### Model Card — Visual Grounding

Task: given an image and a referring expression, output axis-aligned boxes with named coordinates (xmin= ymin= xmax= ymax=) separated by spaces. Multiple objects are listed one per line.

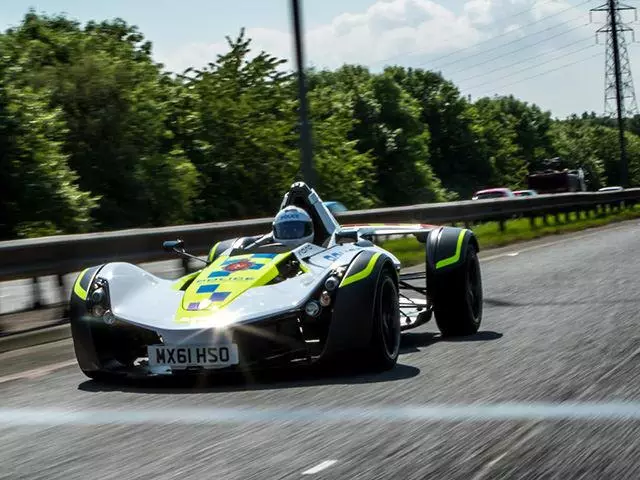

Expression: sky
xmin=1 ymin=0 xmax=638 ymax=118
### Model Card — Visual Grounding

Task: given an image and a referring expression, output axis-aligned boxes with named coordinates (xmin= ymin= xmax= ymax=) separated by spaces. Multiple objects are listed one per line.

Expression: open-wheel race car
xmin=69 ymin=182 xmax=483 ymax=381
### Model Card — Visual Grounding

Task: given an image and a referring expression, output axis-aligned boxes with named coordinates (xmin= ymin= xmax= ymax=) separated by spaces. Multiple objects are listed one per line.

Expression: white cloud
xmin=530 ymin=0 xmax=572 ymax=21
xmin=157 ymin=0 xmax=489 ymax=72
xmin=154 ymin=0 xmax=617 ymax=117
xmin=464 ymin=0 xmax=495 ymax=26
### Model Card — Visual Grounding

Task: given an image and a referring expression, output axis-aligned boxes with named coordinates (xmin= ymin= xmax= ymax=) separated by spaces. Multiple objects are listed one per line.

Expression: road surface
xmin=2 ymin=220 xmax=640 ymax=479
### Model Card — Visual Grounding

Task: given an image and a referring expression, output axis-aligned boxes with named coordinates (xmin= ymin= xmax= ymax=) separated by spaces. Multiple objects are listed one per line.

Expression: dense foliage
xmin=1 ymin=11 xmax=638 ymax=239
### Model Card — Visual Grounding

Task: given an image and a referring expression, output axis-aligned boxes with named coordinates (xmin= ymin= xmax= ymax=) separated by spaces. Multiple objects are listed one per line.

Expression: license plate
xmin=147 ymin=344 xmax=239 ymax=368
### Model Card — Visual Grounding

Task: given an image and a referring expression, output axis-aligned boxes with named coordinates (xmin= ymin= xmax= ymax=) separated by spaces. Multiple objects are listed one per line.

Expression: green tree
xmin=387 ymin=67 xmax=485 ymax=198
xmin=309 ymin=65 xmax=449 ymax=206
xmin=172 ymin=30 xmax=298 ymax=221
xmin=0 ymin=76 xmax=96 ymax=238
xmin=491 ymin=95 xmax=553 ymax=172
xmin=472 ymin=98 xmax=528 ymax=189
xmin=3 ymin=11 xmax=199 ymax=229
xmin=306 ymin=85 xmax=377 ymax=209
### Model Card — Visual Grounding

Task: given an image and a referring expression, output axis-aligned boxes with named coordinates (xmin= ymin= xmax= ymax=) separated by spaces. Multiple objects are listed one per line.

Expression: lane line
xmin=480 ymin=220 xmax=640 ymax=263
xmin=301 ymin=460 xmax=337 ymax=475
xmin=399 ymin=219 xmax=640 ymax=273
xmin=0 ymin=360 xmax=76 ymax=384
xmin=4 ymin=402 xmax=640 ymax=426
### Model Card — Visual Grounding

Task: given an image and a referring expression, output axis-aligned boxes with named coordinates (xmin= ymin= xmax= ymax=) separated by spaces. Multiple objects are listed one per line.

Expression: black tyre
xmin=366 ymin=269 xmax=401 ymax=371
xmin=429 ymin=244 xmax=483 ymax=337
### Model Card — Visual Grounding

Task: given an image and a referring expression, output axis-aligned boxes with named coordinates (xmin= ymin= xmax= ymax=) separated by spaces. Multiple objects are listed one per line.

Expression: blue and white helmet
xmin=272 ymin=206 xmax=314 ymax=248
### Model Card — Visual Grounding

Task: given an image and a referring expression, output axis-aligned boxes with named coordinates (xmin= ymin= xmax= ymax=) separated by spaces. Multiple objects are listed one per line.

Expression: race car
xmin=69 ymin=182 xmax=483 ymax=381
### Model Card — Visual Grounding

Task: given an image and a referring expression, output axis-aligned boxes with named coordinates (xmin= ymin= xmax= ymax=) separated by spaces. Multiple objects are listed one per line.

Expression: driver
xmin=272 ymin=206 xmax=314 ymax=248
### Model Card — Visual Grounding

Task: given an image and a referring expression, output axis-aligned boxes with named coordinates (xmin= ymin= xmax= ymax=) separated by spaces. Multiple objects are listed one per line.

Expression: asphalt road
xmin=2 ymin=220 xmax=640 ymax=479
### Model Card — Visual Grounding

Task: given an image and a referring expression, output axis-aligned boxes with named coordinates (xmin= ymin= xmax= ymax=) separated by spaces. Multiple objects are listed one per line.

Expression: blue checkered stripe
xmin=188 ymin=253 xmax=279 ymax=309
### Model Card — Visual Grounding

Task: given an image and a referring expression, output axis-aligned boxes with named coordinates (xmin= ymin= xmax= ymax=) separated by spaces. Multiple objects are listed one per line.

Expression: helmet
xmin=272 ymin=206 xmax=314 ymax=248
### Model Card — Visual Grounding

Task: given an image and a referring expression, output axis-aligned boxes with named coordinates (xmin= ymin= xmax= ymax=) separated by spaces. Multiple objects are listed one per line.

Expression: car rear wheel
xmin=429 ymin=244 xmax=483 ymax=337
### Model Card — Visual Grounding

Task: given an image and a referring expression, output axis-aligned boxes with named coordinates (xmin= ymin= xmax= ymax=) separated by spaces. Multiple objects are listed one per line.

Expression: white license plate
xmin=147 ymin=344 xmax=239 ymax=368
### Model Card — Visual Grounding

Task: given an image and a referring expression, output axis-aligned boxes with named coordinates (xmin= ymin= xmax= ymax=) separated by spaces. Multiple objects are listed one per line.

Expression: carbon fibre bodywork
xmin=70 ymin=244 xmax=396 ymax=377
xmin=68 ymin=182 xmax=482 ymax=380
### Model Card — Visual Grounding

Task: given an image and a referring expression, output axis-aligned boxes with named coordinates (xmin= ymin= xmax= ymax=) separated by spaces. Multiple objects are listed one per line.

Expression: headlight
xmin=304 ymin=300 xmax=321 ymax=317
xmin=88 ymin=279 xmax=110 ymax=318
xmin=91 ymin=288 xmax=105 ymax=304
xmin=324 ymin=276 xmax=339 ymax=291
xmin=319 ymin=291 xmax=331 ymax=307
xmin=103 ymin=310 xmax=116 ymax=325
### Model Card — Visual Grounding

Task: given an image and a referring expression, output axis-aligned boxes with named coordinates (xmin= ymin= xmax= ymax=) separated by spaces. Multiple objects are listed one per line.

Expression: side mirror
xmin=163 ymin=239 xmax=185 ymax=252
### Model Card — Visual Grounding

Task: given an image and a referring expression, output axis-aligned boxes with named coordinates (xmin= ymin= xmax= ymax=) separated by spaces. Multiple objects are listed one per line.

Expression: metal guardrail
xmin=0 ymin=188 xmax=638 ymax=315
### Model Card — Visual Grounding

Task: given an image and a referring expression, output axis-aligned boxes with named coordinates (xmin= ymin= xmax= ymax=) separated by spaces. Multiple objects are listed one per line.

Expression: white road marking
xmin=301 ymin=460 xmax=337 ymax=475
xmin=506 ymin=252 xmax=520 ymax=257
xmin=4 ymin=402 xmax=640 ymax=426
xmin=480 ymin=220 xmax=640 ymax=263
xmin=0 ymin=360 xmax=76 ymax=384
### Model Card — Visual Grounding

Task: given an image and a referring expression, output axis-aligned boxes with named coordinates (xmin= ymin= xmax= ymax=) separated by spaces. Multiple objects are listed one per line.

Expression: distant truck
xmin=527 ymin=159 xmax=586 ymax=194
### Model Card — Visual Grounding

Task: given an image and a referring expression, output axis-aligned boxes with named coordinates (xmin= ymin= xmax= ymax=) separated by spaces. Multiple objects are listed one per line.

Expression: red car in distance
xmin=513 ymin=189 xmax=538 ymax=197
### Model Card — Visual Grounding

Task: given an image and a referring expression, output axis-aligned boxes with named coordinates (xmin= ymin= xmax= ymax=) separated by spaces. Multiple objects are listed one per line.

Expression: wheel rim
xmin=466 ymin=255 xmax=482 ymax=322
xmin=380 ymin=279 xmax=400 ymax=359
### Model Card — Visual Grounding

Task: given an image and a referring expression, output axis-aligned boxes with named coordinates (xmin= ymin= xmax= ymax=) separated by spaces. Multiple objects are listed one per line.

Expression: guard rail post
xmin=32 ymin=277 xmax=42 ymax=309
xmin=57 ymin=274 xmax=67 ymax=314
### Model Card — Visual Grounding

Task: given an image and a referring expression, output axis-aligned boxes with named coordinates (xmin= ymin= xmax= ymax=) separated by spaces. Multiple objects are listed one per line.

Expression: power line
xmin=456 ymin=36 xmax=590 ymax=84
xmin=466 ymin=43 xmax=597 ymax=91
xmin=427 ymin=0 xmax=592 ymax=67
xmin=472 ymin=49 xmax=603 ymax=96
xmin=371 ymin=0 xmax=591 ymax=68
xmin=374 ymin=0 xmax=592 ymax=69
xmin=446 ymin=21 xmax=590 ymax=79
xmin=429 ymin=10 xmax=591 ymax=72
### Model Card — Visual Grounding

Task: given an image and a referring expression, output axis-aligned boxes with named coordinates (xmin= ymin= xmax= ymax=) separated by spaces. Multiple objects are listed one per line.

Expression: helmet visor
xmin=274 ymin=220 xmax=313 ymax=240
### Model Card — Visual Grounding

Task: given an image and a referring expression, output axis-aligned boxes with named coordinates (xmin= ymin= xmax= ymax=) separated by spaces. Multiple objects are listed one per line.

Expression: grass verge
xmin=381 ymin=205 xmax=640 ymax=267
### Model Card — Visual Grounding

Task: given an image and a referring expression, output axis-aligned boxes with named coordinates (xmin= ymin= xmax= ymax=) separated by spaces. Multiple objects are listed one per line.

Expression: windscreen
xmin=476 ymin=192 xmax=507 ymax=199
xmin=274 ymin=221 xmax=313 ymax=239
